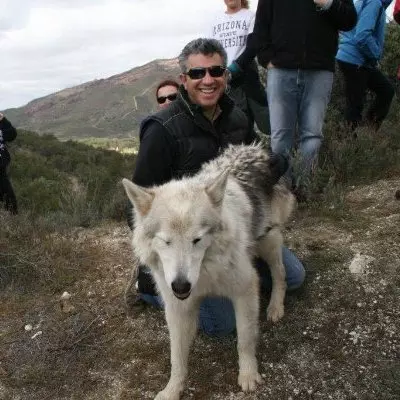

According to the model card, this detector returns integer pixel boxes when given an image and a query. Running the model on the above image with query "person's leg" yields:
[198,297,236,336]
[365,67,395,131]
[244,66,270,135]
[257,247,305,292]
[281,247,306,290]
[138,293,164,308]
[135,266,165,307]
[337,60,368,131]
[266,68,299,159]
[0,169,6,205]
[197,247,306,337]
[228,84,255,133]
[296,69,333,182]
[125,264,163,311]
[247,96,270,135]
[0,168,17,214]
[136,287,236,336]
[4,176,17,214]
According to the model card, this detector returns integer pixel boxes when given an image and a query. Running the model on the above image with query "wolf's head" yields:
[122,170,229,300]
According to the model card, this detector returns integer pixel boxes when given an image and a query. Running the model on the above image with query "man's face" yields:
[180,53,228,112]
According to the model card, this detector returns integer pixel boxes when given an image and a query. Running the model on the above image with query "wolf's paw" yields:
[154,382,182,400]
[154,389,180,400]
[238,370,263,391]
[267,302,284,323]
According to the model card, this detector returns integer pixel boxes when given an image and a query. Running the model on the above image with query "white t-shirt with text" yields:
[209,8,255,65]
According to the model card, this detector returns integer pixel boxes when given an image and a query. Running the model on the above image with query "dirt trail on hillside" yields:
[1,178,399,400]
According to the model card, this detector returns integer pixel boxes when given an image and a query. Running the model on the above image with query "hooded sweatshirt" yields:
[336,0,393,67]
[0,117,17,168]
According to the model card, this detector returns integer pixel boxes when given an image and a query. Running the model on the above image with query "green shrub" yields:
[7,130,135,225]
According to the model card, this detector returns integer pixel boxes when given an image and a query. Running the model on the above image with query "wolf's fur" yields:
[122,143,295,400]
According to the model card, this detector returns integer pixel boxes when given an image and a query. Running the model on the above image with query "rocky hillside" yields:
[3,59,180,139]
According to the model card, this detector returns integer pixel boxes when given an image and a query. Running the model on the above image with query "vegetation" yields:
[76,136,139,154]
[7,130,135,226]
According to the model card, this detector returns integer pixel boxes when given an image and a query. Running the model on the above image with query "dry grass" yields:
[1,177,399,399]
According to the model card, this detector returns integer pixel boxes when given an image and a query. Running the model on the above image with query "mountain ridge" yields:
[3,58,180,139]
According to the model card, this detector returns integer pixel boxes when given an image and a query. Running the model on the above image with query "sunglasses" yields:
[157,93,178,104]
[185,65,226,80]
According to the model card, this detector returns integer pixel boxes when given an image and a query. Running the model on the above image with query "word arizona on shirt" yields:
[209,8,255,65]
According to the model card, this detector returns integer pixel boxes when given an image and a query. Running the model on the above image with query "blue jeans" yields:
[139,247,305,337]
[266,68,333,185]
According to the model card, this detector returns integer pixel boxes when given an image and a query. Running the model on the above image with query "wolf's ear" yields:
[205,168,230,208]
[122,178,155,217]
[269,154,289,184]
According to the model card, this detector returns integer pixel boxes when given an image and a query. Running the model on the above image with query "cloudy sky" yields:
[0,0,395,111]
[0,0,260,110]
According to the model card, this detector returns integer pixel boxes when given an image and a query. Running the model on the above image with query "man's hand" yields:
[0,113,3,121]
[314,0,333,10]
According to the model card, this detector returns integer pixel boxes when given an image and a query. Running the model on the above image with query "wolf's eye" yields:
[157,236,170,245]
[192,238,201,245]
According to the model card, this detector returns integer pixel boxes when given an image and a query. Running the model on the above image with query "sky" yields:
[0,0,395,111]
[0,0,260,110]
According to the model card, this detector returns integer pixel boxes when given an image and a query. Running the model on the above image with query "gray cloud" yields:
[1,0,257,109]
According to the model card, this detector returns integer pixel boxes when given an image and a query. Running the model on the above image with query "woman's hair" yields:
[241,0,250,8]
[155,79,180,96]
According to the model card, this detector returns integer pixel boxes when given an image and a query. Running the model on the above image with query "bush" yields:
[6,130,135,225]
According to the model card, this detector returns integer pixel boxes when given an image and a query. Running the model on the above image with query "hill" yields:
[2,59,180,139]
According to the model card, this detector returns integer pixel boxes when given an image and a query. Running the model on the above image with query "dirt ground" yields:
[1,178,399,400]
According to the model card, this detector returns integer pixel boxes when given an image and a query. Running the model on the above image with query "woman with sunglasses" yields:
[209,0,269,135]
[156,79,179,109]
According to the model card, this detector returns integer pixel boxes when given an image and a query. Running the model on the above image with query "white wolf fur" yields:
[122,143,295,400]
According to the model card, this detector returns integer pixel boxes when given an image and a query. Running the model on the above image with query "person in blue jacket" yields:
[336,0,395,132]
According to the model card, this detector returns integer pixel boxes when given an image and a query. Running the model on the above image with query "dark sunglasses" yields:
[157,93,178,104]
[185,65,226,80]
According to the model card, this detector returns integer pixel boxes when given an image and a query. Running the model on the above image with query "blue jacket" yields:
[336,0,392,67]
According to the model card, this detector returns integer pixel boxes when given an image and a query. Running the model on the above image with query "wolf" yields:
[122,143,295,400]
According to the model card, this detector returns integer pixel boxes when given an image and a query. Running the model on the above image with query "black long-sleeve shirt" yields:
[235,0,357,72]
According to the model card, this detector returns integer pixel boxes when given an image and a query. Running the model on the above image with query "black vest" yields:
[140,88,255,179]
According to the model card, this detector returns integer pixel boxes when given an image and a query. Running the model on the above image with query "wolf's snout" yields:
[171,277,191,300]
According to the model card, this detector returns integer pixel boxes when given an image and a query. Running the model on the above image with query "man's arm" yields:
[244,118,261,144]
[352,1,384,62]
[321,0,357,32]
[0,114,17,142]
[126,120,176,230]
[230,13,256,75]
[132,120,175,187]
[235,0,272,69]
